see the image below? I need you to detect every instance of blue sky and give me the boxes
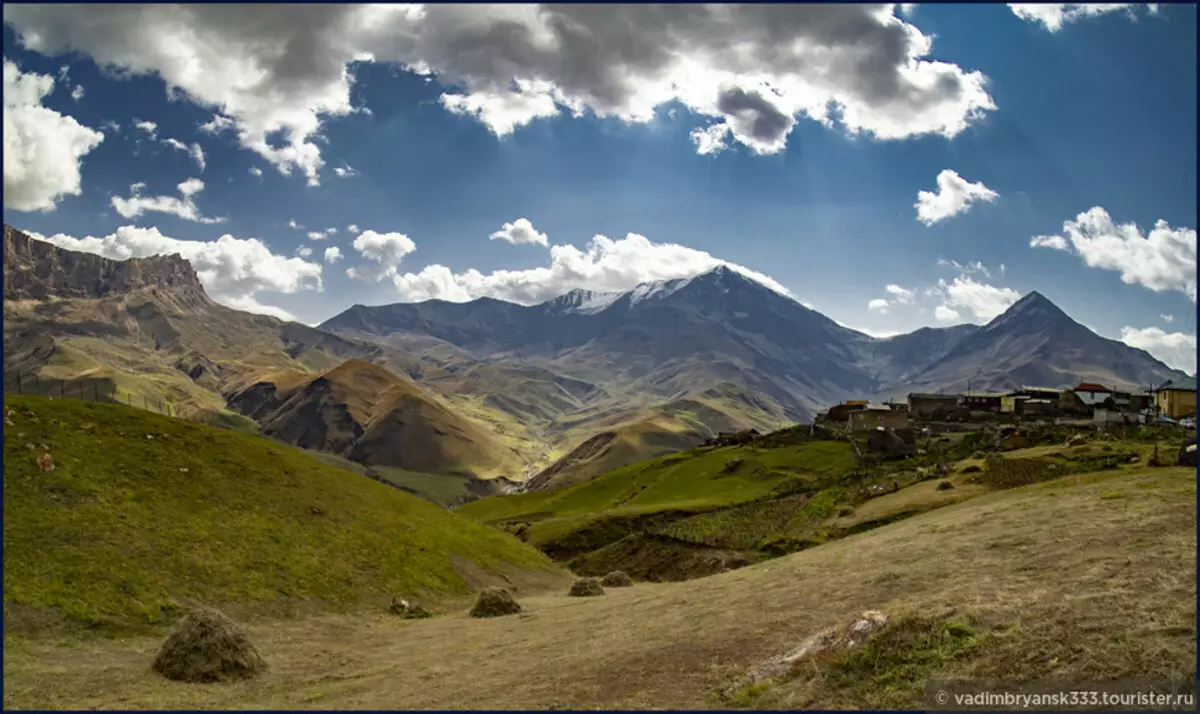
[3,3,1196,371]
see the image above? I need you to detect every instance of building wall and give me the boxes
[908,398,958,417]
[849,411,910,432]
[1158,389,1198,419]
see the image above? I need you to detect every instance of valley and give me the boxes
[3,226,1186,503]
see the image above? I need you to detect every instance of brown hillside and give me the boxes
[232,359,522,478]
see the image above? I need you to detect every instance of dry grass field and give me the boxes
[6,466,1194,710]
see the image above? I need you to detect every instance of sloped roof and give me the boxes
[1160,376,1197,392]
[1073,382,1109,392]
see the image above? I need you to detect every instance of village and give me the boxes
[818,376,1198,433]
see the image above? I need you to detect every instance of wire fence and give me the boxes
[3,370,178,418]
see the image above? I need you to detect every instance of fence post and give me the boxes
[59,380,64,399]
[15,371,21,395]
[33,373,40,395]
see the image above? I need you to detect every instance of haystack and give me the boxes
[600,571,633,588]
[568,577,605,597]
[152,606,265,683]
[469,587,521,618]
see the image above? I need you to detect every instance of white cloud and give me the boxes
[324,246,343,264]
[5,4,995,173]
[133,119,158,139]
[218,295,299,322]
[162,137,207,171]
[346,223,360,234]
[70,84,84,101]
[110,178,225,224]
[287,219,304,230]
[307,228,338,241]
[3,60,104,212]
[936,258,993,278]
[352,230,417,269]
[387,231,793,306]
[868,283,918,314]
[200,114,236,134]
[1119,326,1196,374]
[100,119,121,133]
[1008,3,1158,32]
[489,217,549,248]
[1030,206,1196,302]
[934,305,962,323]
[930,275,1020,322]
[296,245,313,258]
[885,284,915,303]
[915,169,999,226]
[1162,314,1175,324]
[249,166,263,177]
[332,164,359,178]
[691,123,731,155]
[898,4,918,17]
[28,225,322,317]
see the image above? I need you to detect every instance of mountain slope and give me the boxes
[2,395,565,635]
[322,268,1183,488]
[2,226,537,499]
[897,292,1183,394]
[230,359,522,478]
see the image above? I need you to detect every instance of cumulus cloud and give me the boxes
[133,119,158,139]
[1162,314,1175,324]
[200,114,236,134]
[70,84,84,101]
[1119,326,1196,374]
[866,283,917,314]
[1030,206,1196,302]
[332,164,359,178]
[324,246,343,264]
[930,274,1020,322]
[287,218,304,230]
[885,284,915,303]
[386,231,793,306]
[934,304,962,323]
[5,3,995,175]
[307,227,337,241]
[162,137,207,171]
[249,166,263,177]
[110,178,225,224]
[1008,3,1158,32]
[489,217,549,247]
[351,230,417,272]
[27,225,322,319]
[296,245,313,258]
[690,123,732,155]
[3,60,104,212]
[915,169,999,226]
[346,223,360,234]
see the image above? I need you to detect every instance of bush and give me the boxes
[601,571,633,587]
[568,577,605,597]
[936,480,954,491]
[469,587,522,618]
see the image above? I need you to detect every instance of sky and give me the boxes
[3,3,1196,373]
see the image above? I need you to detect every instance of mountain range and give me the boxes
[3,225,1185,498]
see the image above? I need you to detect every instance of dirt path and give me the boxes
[5,468,1195,710]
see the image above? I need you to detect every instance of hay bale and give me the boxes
[936,480,955,491]
[469,587,521,618]
[568,577,605,597]
[600,571,633,588]
[152,606,265,683]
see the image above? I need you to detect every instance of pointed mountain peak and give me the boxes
[983,290,1077,334]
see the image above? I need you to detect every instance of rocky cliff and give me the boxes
[3,225,207,301]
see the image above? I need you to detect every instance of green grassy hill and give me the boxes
[3,395,564,635]
[457,437,857,564]
[459,424,1192,582]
